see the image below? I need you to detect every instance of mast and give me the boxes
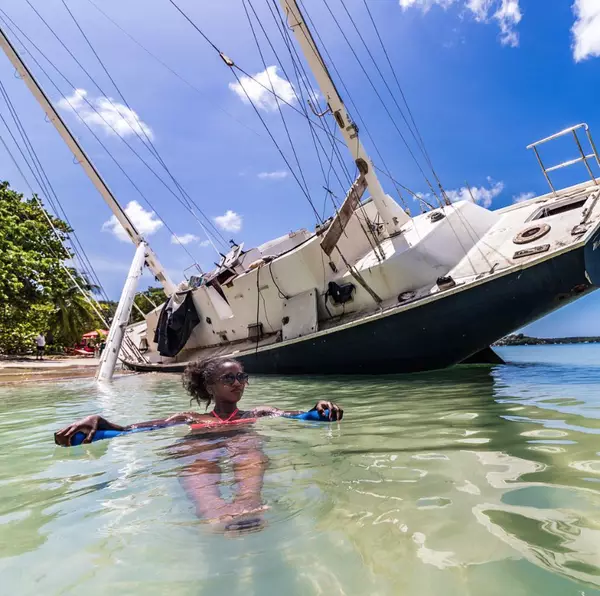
[0,25,176,295]
[278,0,410,237]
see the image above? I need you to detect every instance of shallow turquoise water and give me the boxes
[1,345,600,595]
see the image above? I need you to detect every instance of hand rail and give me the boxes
[527,123,600,195]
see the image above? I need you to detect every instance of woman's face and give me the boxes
[210,361,248,405]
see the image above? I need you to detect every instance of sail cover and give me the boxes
[153,291,200,357]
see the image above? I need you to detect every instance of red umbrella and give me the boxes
[81,330,108,339]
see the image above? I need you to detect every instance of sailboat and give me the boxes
[2,1,600,375]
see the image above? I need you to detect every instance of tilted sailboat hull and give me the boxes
[125,230,600,375]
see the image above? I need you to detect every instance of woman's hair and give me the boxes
[182,357,241,408]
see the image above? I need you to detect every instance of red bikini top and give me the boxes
[189,408,257,431]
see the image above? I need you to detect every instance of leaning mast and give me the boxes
[278,0,410,237]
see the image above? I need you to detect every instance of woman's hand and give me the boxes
[312,400,343,421]
[54,415,120,446]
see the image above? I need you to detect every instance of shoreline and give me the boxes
[0,356,131,384]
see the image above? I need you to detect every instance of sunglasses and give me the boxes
[219,372,249,385]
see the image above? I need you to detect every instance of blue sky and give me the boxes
[1,0,600,337]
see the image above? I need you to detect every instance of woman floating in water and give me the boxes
[54,357,343,532]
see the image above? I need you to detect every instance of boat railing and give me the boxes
[527,123,600,195]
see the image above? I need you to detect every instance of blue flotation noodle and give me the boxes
[67,409,331,446]
[284,409,331,421]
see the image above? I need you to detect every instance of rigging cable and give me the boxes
[241,0,312,200]
[320,0,440,201]
[166,0,382,305]
[263,0,383,259]
[0,11,215,267]
[361,0,447,202]
[84,0,265,142]
[340,0,448,202]
[15,2,227,253]
[292,0,414,211]
[0,127,145,362]
[0,80,110,302]
[0,13,202,272]
[58,0,226,253]
[84,0,359,229]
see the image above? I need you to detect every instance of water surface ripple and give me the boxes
[1,345,600,595]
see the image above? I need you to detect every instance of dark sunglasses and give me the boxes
[219,372,249,385]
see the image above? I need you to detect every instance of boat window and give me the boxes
[530,197,587,221]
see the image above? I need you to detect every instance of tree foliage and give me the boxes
[130,286,166,324]
[0,182,105,354]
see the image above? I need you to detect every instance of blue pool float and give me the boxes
[67,409,331,446]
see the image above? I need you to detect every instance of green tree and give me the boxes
[0,182,103,353]
[49,272,107,347]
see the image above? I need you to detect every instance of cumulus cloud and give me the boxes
[513,191,536,203]
[572,0,600,61]
[171,233,199,245]
[57,88,153,139]
[445,177,504,208]
[102,200,163,242]
[400,0,522,46]
[229,66,297,112]
[214,210,242,233]
[257,170,288,180]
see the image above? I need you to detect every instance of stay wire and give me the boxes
[294,0,412,210]
[341,0,445,199]
[0,126,145,361]
[241,0,312,202]
[246,0,338,205]
[320,0,440,201]
[230,66,322,221]
[361,0,447,201]
[0,80,109,300]
[263,1,381,257]
[84,0,264,142]
[16,2,227,252]
[263,0,382,257]
[0,14,201,270]
[59,0,226,251]
[162,0,358,169]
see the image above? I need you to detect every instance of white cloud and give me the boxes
[572,0,600,61]
[257,170,288,180]
[400,0,522,46]
[214,210,242,233]
[445,177,504,208]
[513,191,536,203]
[171,233,199,245]
[102,200,163,242]
[229,66,297,112]
[57,88,153,139]
[199,240,211,247]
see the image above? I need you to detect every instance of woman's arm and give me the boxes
[54,411,206,446]
[248,400,343,421]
